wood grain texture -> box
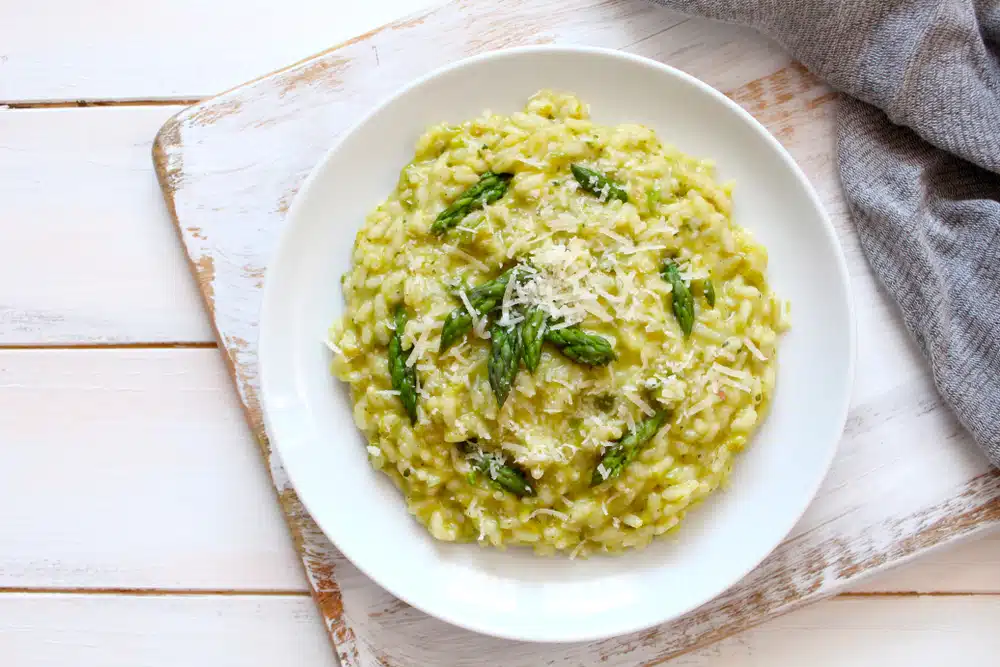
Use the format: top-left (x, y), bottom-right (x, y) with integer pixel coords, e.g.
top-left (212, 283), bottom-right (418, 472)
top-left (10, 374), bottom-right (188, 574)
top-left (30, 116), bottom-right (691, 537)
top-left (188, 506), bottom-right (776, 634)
top-left (0, 107), bottom-right (213, 344)
top-left (851, 530), bottom-right (1000, 593)
top-left (0, 0), bottom-right (441, 102)
top-left (1, 593), bottom-right (999, 666)
top-left (0, 594), bottom-right (337, 667)
top-left (152, 0), bottom-right (999, 664)
top-left (0, 349), bottom-right (305, 591)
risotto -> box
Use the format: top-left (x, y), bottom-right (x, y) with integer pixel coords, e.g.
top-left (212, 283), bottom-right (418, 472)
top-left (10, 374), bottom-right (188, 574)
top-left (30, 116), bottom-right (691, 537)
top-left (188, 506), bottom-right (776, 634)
top-left (328, 91), bottom-right (789, 557)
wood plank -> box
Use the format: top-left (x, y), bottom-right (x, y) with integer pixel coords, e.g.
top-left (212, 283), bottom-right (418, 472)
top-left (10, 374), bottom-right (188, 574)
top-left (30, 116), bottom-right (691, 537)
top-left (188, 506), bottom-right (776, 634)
top-left (0, 594), bottom-right (336, 667)
top-left (851, 530), bottom-right (1000, 594)
top-left (0, 348), bottom-right (305, 591)
top-left (0, 346), bottom-right (992, 595)
top-left (0, 593), bottom-right (997, 666)
top-left (0, 0), bottom-right (441, 102)
top-left (674, 596), bottom-right (1000, 666)
top-left (0, 107), bottom-right (213, 344)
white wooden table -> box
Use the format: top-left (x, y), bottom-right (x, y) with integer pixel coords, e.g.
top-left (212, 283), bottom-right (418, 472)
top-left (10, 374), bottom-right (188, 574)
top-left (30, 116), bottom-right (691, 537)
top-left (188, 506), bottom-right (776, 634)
top-left (1, 1), bottom-right (998, 664)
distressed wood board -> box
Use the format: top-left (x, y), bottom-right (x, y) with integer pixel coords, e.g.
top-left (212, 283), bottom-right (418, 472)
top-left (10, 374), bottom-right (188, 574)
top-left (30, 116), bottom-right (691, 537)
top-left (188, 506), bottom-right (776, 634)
top-left (152, 0), bottom-right (1000, 664)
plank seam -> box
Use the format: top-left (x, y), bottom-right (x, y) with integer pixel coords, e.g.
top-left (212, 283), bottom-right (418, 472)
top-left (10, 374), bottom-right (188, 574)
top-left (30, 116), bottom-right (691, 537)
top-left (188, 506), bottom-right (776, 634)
top-left (839, 591), bottom-right (1000, 598)
top-left (2, 99), bottom-right (202, 109)
top-left (0, 587), bottom-right (309, 597)
top-left (0, 342), bottom-right (218, 350)
top-left (0, 587), bottom-right (992, 599)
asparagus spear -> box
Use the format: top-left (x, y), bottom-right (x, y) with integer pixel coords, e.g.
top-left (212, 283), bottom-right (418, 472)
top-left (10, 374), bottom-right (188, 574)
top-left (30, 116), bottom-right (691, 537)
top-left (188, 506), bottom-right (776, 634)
top-left (571, 164), bottom-right (629, 203)
top-left (520, 307), bottom-right (548, 372)
top-left (439, 266), bottom-right (519, 353)
top-left (661, 260), bottom-right (695, 337)
top-left (544, 325), bottom-right (616, 366)
top-left (703, 278), bottom-right (716, 307)
top-left (591, 410), bottom-right (669, 486)
top-left (430, 171), bottom-right (513, 236)
top-left (692, 277), bottom-right (717, 308)
top-left (459, 441), bottom-right (535, 497)
top-left (488, 321), bottom-right (523, 407)
top-left (388, 305), bottom-right (419, 423)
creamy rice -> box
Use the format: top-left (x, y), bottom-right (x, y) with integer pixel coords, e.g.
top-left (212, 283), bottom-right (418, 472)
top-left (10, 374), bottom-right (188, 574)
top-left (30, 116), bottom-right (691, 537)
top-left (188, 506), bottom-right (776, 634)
top-left (328, 90), bottom-right (788, 556)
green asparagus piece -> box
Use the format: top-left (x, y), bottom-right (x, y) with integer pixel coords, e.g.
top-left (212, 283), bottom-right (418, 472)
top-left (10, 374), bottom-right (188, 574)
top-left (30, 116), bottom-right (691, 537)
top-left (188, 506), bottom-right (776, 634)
top-left (591, 410), bottom-right (669, 486)
top-left (571, 164), bottom-right (629, 203)
top-left (661, 260), bottom-right (695, 337)
top-left (488, 322), bottom-right (523, 407)
top-left (703, 278), bottom-right (716, 307)
top-left (459, 442), bottom-right (535, 497)
top-left (520, 307), bottom-right (548, 372)
top-left (430, 171), bottom-right (513, 236)
top-left (692, 277), bottom-right (717, 308)
top-left (388, 305), bottom-right (419, 423)
top-left (439, 299), bottom-right (494, 353)
top-left (468, 266), bottom-right (521, 303)
top-left (544, 325), bottom-right (616, 366)
top-left (439, 266), bottom-right (519, 352)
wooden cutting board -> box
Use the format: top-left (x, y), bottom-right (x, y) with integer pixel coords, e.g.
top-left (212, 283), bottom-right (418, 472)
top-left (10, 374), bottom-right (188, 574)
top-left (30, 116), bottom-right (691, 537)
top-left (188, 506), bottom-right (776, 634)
top-left (152, 1), bottom-right (1000, 664)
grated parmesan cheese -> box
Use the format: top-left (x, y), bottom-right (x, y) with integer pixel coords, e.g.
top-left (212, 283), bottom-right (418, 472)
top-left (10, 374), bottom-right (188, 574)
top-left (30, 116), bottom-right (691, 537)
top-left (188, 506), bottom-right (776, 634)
top-left (622, 386), bottom-right (657, 417)
top-left (599, 228), bottom-right (630, 245)
top-left (684, 394), bottom-right (719, 419)
top-left (720, 376), bottom-right (753, 394)
top-left (619, 402), bottom-right (637, 432)
top-left (744, 337), bottom-right (768, 361)
top-left (528, 508), bottom-right (570, 522)
top-left (711, 363), bottom-right (753, 382)
top-left (619, 244), bottom-right (666, 255)
top-left (405, 316), bottom-right (437, 368)
top-left (497, 265), bottom-right (520, 327)
top-left (444, 244), bottom-right (489, 272)
top-left (457, 289), bottom-right (483, 340)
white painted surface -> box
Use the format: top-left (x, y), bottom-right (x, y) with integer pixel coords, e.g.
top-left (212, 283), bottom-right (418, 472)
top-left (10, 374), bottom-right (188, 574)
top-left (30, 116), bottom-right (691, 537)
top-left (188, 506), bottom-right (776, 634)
top-left (0, 594), bottom-right (998, 666)
top-left (0, 594), bottom-right (337, 667)
top-left (0, 349), bottom-right (304, 591)
top-left (0, 107), bottom-right (212, 343)
top-left (0, 0), bottom-right (996, 664)
top-left (0, 0), bottom-right (443, 102)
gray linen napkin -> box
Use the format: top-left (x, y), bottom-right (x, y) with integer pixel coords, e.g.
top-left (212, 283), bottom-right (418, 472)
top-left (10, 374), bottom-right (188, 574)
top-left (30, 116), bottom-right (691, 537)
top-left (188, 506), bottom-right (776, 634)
top-left (650, 0), bottom-right (1000, 467)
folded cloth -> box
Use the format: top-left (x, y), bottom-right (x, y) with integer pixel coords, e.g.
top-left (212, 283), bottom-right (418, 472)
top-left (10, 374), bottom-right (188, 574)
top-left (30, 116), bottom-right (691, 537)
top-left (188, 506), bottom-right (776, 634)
top-left (649, 0), bottom-right (1000, 467)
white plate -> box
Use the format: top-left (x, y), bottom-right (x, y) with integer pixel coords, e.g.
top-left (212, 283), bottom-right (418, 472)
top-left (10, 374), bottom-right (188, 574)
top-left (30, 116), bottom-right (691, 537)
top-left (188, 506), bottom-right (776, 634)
top-left (259, 46), bottom-right (855, 643)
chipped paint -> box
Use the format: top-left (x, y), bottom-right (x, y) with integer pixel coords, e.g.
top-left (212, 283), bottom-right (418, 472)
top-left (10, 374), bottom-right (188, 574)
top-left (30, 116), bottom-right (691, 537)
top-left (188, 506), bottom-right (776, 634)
top-left (152, 117), bottom-right (185, 192)
top-left (275, 188), bottom-right (297, 214)
top-left (193, 255), bottom-right (216, 308)
top-left (243, 264), bottom-right (266, 289)
top-left (275, 56), bottom-right (354, 98)
top-left (725, 63), bottom-right (836, 148)
top-left (186, 98), bottom-right (245, 127)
